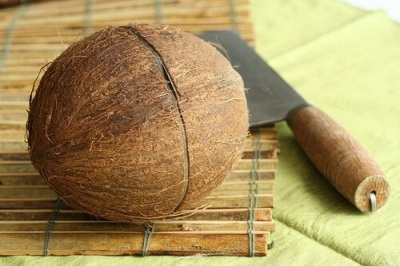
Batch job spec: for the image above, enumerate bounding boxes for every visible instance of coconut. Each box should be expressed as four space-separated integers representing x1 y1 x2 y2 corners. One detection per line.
27 24 248 223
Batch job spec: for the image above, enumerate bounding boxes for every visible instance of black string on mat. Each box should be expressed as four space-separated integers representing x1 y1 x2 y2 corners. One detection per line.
142 222 155 256
228 0 239 32
43 198 63 256
247 189 256 257
154 0 164 24
84 0 93 36
248 128 261 257
0 0 28 89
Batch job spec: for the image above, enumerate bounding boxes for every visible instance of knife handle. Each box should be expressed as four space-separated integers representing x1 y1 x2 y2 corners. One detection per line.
288 106 390 212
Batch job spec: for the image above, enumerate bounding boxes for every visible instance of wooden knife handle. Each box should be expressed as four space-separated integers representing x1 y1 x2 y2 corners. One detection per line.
288 106 390 212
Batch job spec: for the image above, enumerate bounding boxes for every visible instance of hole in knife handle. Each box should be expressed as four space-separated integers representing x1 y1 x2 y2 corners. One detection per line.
369 191 377 212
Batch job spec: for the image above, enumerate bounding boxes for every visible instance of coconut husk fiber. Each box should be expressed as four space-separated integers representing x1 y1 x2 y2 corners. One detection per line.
27 24 249 223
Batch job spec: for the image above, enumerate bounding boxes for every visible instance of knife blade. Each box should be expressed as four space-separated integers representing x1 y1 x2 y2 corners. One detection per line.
198 30 390 212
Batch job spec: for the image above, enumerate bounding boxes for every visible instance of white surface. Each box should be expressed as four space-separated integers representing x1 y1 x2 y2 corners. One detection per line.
340 0 400 22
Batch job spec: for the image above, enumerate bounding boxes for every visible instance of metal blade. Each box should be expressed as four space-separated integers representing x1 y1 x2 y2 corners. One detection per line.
198 30 307 127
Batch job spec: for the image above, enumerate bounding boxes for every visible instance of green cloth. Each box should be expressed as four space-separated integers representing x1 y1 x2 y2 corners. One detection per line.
257 0 400 264
2 0 400 265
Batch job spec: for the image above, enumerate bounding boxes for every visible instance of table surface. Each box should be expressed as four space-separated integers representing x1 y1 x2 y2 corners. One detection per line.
2 0 400 265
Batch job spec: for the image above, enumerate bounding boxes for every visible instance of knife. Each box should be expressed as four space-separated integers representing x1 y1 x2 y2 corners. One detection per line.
198 30 390 212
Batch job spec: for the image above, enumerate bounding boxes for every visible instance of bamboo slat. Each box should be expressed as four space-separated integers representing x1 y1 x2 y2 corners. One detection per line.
0 0 277 257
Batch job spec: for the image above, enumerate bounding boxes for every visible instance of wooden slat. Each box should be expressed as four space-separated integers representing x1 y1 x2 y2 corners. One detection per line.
0 220 276 233
0 233 268 256
0 194 274 208
0 208 272 222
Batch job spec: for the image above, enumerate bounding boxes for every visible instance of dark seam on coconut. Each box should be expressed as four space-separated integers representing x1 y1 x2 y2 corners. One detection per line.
119 25 190 213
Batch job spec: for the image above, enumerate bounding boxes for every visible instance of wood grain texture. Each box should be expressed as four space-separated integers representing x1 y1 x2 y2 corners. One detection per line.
289 106 389 212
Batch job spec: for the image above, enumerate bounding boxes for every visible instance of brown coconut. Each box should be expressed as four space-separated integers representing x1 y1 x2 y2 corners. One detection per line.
27 24 248 223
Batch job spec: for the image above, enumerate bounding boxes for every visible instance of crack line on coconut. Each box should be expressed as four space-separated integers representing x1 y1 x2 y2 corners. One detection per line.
119 25 190 213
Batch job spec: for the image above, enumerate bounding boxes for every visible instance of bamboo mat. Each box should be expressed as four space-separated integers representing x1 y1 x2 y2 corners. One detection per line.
0 0 277 257
0 127 278 256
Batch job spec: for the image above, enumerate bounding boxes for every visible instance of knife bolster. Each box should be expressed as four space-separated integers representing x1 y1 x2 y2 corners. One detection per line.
287 103 312 125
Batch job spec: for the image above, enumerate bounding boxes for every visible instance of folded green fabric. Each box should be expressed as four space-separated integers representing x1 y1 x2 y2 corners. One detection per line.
262 1 400 265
